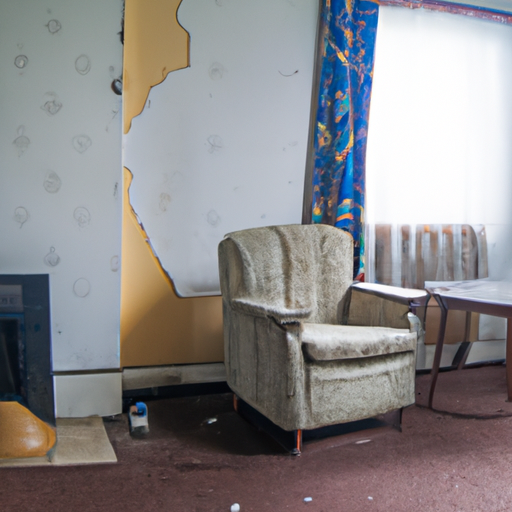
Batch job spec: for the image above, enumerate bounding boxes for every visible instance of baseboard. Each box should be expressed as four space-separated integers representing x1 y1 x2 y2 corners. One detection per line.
417 339 506 371
122 362 226 391
54 372 122 418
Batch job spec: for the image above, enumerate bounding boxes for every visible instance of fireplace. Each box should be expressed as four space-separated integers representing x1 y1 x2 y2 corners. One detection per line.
0 275 54 426
0 292 25 400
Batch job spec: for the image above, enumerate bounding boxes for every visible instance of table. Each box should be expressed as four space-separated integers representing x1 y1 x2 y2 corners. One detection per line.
426 279 512 409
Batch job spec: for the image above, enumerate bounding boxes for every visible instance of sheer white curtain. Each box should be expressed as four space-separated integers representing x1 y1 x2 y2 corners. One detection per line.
366 6 512 284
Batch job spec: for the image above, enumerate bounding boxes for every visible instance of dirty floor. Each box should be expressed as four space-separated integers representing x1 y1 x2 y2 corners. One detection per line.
2 364 512 512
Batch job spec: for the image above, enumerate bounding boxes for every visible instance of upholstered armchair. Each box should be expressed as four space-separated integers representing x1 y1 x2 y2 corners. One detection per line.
218 224 427 453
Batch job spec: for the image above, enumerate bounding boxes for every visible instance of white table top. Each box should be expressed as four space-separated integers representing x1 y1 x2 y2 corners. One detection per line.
426 279 512 306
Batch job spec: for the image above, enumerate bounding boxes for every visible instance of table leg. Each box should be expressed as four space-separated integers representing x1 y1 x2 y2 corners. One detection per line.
429 303 448 409
507 318 512 402
451 311 473 370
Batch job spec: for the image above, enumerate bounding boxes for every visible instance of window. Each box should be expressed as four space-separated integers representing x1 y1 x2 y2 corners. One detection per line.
366 5 512 281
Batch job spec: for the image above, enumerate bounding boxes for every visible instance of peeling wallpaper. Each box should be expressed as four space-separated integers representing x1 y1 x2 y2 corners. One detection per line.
0 0 123 371
123 0 319 297
123 0 189 134
120 168 223 367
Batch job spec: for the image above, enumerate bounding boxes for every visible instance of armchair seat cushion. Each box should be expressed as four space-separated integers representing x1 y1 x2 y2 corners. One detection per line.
301 323 416 361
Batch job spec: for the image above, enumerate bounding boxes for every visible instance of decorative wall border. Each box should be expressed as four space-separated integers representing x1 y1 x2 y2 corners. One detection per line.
378 0 512 24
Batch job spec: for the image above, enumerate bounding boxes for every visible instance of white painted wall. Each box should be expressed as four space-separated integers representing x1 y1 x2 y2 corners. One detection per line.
124 0 319 297
0 0 123 390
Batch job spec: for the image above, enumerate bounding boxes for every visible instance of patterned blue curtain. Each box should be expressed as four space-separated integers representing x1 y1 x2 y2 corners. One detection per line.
311 0 379 278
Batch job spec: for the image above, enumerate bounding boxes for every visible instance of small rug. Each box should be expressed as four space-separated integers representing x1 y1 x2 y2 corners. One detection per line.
0 416 117 468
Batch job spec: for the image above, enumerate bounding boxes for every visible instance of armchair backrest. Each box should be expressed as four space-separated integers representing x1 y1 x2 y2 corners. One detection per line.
218 224 354 324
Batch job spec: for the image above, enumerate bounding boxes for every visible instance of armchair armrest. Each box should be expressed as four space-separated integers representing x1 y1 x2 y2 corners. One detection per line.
345 283 429 329
231 298 312 324
351 282 430 309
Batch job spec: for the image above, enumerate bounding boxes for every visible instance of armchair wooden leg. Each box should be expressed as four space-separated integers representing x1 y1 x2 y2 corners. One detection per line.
232 395 303 454
392 408 403 433
291 430 302 456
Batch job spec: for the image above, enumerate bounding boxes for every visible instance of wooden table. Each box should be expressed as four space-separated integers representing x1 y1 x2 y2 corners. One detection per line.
426 280 512 409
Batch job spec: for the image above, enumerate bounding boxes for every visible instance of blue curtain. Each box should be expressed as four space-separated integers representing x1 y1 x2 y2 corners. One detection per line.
311 0 379 278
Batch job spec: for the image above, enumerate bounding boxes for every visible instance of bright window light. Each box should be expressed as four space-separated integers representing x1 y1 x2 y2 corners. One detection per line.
366 6 512 280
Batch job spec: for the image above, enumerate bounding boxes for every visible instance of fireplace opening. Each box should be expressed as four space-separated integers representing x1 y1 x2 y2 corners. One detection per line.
0 317 25 401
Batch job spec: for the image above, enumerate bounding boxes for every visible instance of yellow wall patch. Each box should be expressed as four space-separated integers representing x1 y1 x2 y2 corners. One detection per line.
123 0 189 134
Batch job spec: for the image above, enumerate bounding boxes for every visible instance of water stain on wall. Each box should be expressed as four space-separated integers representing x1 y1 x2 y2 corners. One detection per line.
207 209 221 227
159 192 171 212
75 55 91 75
46 19 62 34
73 278 90 298
72 135 92 153
43 171 62 193
44 247 60 267
13 126 30 156
74 207 90 227
207 135 223 153
208 62 225 80
14 55 28 69
110 255 119 272
14 207 29 228
41 92 62 116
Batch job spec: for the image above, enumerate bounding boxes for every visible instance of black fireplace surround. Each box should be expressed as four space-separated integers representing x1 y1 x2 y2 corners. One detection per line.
0 275 54 426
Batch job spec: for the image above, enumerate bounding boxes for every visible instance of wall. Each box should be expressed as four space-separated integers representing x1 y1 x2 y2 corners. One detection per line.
120 0 319 366
0 0 123 416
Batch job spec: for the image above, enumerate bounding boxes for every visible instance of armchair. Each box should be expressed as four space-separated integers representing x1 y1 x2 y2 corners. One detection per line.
218 224 427 453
